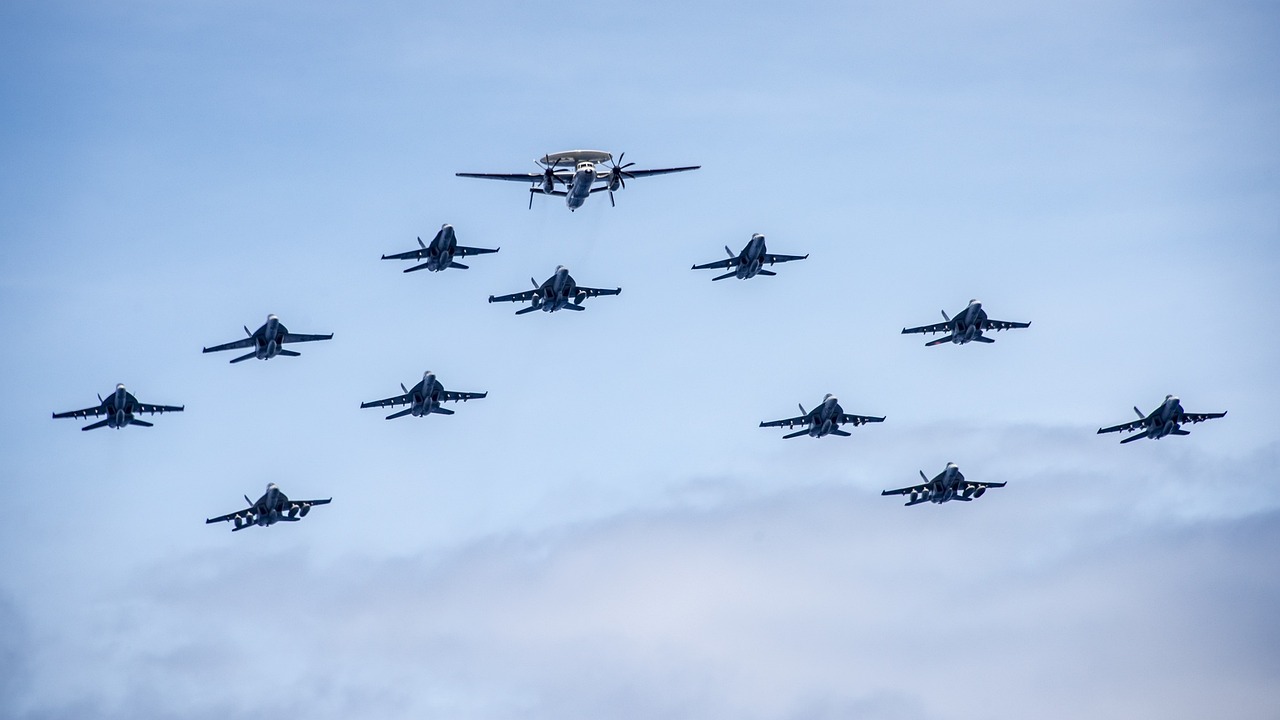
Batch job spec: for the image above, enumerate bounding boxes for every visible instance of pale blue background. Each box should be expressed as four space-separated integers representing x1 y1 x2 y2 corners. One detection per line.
2 1 1278 718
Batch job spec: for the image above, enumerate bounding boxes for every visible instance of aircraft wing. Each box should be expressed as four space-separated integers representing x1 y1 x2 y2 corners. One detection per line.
52 405 106 420
381 248 427 261
577 286 621 298
281 332 333 344
360 392 412 409
839 414 885 426
488 289 537 304
1183 411 1227 424
901 321 955 336
759 415 810 429
881 482 929 497
457 172 570 183
623 165 701 178
1097 419 1146 435
135 402 184 415
443 390 487 402
455 245 500 257
202 337 255 353
762 253 808 264
981 318 1031 331
291 498 331 509
691 257 738 271
206 505 252 524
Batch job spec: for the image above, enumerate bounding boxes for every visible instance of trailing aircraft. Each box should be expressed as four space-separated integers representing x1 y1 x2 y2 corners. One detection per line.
488 266 620 314
457 150 699 210
202 314 333 363
1097 395 1226 444
902 299 1030 346
381 224 498 273
881 463 1005 506
52 384 183 431
205 483 331 531
759 393 885 439
691 233 808 281
360 371 487 420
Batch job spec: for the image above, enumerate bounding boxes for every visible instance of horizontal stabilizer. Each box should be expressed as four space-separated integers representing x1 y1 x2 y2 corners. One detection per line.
1120 433 1148 444
782 428 809 439
561 304 586 311
712 270 736 281
448 261 469 270
1172 428 1190 435
925 335 955 347
431 407 455 415
756 269 776 276
385 408 413 420
829 429 851 436
404 262 434 273
904 497 929 506
128 418 153 427
230 351 257 364
514 305 540 315
278 349 301 357
81 419 111 431
972 335 995 343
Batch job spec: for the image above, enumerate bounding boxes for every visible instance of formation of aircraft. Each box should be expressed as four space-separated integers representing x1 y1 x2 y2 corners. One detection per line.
759 394 885 439
881 463 1005 506
691 233 808 281
457 150 699 210
1097 395 1227 444
381 224 499 273
361 371 487 419
205 483 331 531
202 314 333 363
488 266 621 314
52 384 183 431
52 146 1233 528
902 300 1031 346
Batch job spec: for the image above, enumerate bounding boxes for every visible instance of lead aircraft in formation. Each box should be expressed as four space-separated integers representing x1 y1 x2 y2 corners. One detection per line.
902 299 1030 346
457 150 699 210
52 384 183 431
759 394 885 439
205 483 331 531
381 224 499 273
691 233 808 281
489 266 621 314
360 371 487 419
1097 395 1226 444
202 314 333 363
881 463 1005 506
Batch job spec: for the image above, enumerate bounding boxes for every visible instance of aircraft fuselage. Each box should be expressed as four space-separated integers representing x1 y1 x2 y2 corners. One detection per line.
409 372 445 416
807 395 844 437
533 267 578 312
736 234 770 280
949 301 988 344
565 163 597 210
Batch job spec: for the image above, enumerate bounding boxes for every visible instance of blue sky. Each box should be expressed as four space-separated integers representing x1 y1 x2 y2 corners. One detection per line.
2 1 1278 718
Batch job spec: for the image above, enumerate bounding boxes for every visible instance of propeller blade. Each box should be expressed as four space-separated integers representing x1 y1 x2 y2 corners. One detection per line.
528 188 534 209
609 189 615 207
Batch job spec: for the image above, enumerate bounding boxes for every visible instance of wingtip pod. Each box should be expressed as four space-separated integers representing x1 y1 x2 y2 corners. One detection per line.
487 295 495 303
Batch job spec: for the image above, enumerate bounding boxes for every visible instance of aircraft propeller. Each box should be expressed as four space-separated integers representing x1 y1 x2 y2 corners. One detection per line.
531 158 563 209
605 152 636 207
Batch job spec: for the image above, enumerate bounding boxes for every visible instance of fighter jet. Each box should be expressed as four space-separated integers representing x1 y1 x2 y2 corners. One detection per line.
52 383 183 431
881 463 1005 506
205 483 331 532
380 224 499 273
203 314 333 363
691 233 808 281
457 150 699 211
902 299 1030 346
360 371 487 420
1097 395 1226 444
759 394 885 439
488 266 621 314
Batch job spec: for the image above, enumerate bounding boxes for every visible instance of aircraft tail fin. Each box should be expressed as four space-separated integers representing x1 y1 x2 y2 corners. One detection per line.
230 351 256 364
417 236 427 249
1134 406 1145 419
128 418 153 427
725 245 734 257
925 335 954 347
757 269 776 276
277 349 301 357
712 270 736 281
1120 433 1147 444
385 408 413 420
244 325 252 337
940 310 951 322
430 406 455 415
245 495 253 506
920 470 929 483
782 428 809 439
81 419 111 431
448 261 469 270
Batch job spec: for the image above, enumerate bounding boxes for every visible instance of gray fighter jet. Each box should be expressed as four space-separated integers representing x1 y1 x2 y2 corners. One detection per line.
360 371 487 420
381 224 499 273
488 266 621 314
881 463 1005 506
203 314 333 363
52 383 183 431
1097 395 1226 444
692 233 808 281
759 393 885 439
902 299 1030 346
205 483 331 532
457 150 699 211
